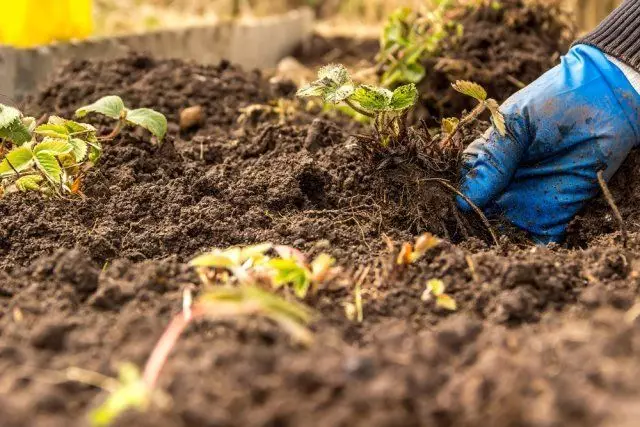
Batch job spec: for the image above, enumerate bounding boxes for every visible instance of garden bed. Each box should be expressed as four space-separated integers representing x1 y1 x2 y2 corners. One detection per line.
1 2 640 427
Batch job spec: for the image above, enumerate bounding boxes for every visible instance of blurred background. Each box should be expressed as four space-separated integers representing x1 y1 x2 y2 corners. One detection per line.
0 0 625 47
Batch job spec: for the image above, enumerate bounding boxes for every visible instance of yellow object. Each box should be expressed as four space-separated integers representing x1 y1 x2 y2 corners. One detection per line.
0 0 93 48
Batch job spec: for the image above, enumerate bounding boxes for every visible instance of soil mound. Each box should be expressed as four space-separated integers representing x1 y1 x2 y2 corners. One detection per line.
1 3 639 427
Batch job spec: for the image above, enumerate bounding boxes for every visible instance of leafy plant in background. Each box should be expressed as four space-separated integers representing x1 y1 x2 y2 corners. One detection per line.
76 95 168 142
0 105 101 196
297 64 418 148
421 278 457 311
440 80 505 149
377 1 460 87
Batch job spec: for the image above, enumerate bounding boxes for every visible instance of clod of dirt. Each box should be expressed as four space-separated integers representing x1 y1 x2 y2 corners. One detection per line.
179 105 204 131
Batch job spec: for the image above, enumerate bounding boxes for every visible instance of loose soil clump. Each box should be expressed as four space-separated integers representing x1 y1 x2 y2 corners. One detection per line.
2 3 640 427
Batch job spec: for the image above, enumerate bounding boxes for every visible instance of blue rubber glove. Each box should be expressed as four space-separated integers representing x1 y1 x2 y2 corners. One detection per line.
457 45 640 244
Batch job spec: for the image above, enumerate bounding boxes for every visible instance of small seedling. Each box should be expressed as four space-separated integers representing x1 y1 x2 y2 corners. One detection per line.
76 95 167 142
191 243 339 299
297 64 418 147
421 278 457 311
396 232 441 265
90 364 156 427
440 80 505 149
90 281 314 425
0 108 102 196
377 2 460 87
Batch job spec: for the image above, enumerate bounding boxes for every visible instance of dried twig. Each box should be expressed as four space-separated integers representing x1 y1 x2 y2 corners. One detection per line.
422 178 500 246
597 170 627 248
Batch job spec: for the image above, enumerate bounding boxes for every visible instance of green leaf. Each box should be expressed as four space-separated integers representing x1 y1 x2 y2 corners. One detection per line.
451 80 487 101
317 64 350 86
426 279 445 296
126 108 168 141
268 258 312 298
34 139 73 156
190 251 237 269
15 175 44 192
436 294 457 311
296 82 327 98
389 84 418 111
34 123 69 139
350 85 393 111
441 117 459 135
88 144 102 163
0 146 34 177
90 364 150 427
0 105 32 145
49 116 98 136
485 99 506 136
380 8 411 49
325 83 355 104
75 96 126 120
69 138 89 162
34 152 63 184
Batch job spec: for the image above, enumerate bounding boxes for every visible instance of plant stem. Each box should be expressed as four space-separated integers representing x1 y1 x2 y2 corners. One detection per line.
99 119 125 141
5 158 20 177
440 102 486 148
344 99 375 118
142 307 198 389
597 170 627 248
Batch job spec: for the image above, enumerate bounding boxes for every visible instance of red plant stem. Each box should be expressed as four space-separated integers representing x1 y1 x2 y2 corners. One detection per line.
142 306 200 389
99 119 124 141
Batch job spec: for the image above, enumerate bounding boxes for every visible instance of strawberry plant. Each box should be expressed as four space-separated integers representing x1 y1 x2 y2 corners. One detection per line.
297 64 418 147
76 95 168 142
377 1 460 87
440 80 505 150
0 106 102 196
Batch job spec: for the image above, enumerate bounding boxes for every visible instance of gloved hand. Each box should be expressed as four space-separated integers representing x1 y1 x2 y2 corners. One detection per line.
457 44 640 244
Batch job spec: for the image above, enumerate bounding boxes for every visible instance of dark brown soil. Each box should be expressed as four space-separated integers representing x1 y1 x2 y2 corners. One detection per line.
419 0 574 119
2 4 640 427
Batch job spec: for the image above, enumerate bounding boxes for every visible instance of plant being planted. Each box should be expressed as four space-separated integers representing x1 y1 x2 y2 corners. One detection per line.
76 95 168 142
297 64 419 149
440 80 505 150
0 105 102 196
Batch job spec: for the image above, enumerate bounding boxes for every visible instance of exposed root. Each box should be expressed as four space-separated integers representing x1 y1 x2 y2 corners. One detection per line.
421 178 500 247
597 170 627 248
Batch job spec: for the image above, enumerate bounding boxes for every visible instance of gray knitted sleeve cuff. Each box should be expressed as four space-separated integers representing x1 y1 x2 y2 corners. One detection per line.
575 0 640 72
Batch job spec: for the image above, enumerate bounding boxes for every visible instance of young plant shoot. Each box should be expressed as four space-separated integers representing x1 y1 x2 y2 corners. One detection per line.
396 233 441 265
0 104 102 196
421 278 457 311
76 95 168 142
190 243 339 299
297 64 418 148
441 80 505 149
